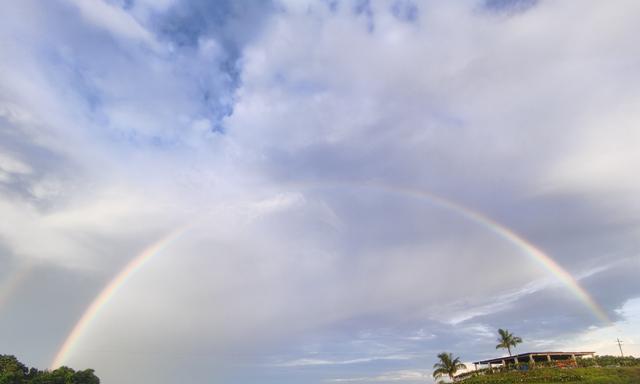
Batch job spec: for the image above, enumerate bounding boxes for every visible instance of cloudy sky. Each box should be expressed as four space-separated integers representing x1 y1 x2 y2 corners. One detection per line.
1 0 640 383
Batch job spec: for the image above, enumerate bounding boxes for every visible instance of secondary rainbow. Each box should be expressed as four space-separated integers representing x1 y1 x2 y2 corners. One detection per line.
50 227 188 369
0 264 33 313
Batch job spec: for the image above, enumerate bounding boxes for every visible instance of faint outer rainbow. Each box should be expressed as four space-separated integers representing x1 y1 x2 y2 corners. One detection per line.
50 227 188 369
0 265 32 312
299 181 611 325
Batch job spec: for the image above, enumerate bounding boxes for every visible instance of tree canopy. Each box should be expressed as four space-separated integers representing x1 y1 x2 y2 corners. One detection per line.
0 355 99 384
495 328 523 357
433 352 467 382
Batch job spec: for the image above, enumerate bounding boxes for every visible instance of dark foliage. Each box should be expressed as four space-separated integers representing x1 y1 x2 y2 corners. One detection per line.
0 355 99 384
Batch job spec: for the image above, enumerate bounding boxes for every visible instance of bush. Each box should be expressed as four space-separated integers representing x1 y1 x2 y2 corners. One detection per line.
461 367 640 384
577 356 640 368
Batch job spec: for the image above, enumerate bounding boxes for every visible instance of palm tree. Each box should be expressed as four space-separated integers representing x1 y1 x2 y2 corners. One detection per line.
433 352 467 382
495 328 522 356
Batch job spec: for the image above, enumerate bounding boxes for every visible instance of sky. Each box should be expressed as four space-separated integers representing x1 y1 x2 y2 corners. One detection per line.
1 0 639 383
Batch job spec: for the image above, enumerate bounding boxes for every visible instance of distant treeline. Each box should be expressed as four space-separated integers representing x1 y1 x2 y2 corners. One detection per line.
0 355 99 384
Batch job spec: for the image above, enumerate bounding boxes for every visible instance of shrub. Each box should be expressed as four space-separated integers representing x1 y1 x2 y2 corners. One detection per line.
577 356 640 368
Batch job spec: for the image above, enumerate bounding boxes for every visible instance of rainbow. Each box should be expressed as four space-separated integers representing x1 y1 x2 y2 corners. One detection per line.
295 181 611 325
50 227 188 369
0 264 32 313
51 183 610 368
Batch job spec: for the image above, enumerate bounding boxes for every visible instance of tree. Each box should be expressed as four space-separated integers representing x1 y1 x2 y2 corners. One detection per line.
0 355 28 384
433 352 467 382
0 355 99 384
495 328 522 357
71 370 99 384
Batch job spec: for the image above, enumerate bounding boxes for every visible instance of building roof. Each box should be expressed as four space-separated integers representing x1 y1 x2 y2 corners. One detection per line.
473 351 595 365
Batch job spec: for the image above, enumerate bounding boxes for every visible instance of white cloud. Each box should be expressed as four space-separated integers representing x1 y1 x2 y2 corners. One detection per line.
65 0 157 46
1 1 640 383
528 297 640 357
328 369 431 383
0 153 32 181
274 354 413 367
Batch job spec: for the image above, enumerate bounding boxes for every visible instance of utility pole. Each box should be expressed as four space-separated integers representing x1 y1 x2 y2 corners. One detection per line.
616 338 624 357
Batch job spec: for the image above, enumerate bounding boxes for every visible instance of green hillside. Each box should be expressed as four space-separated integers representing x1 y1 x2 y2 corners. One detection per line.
461 367 640 384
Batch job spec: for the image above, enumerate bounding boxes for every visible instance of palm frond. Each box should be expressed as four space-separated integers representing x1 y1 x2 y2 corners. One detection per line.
432 368 447 379
432 352 465 380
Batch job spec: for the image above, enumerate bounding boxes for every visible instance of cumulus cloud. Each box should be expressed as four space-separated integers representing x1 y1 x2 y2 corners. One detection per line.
1 1 639 383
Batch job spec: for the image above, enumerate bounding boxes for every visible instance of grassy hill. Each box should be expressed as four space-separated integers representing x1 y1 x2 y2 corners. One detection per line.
461 366 640 384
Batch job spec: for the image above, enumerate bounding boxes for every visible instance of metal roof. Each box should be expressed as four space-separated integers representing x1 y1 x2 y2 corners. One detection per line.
473 351 595 365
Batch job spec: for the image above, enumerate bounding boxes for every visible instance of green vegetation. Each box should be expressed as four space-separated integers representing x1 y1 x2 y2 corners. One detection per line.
577 355 640 368
455 356 640 383
433 352 467 382
0 355 99 384
430 324 640 383
495 328 522 356
460 367 640 383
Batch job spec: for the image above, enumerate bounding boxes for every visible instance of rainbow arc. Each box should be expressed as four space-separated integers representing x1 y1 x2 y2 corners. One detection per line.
50 183 610 369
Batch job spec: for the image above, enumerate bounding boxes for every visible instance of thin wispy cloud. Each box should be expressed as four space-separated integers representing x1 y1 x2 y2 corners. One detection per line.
273 354 415 367
328 369 431 383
